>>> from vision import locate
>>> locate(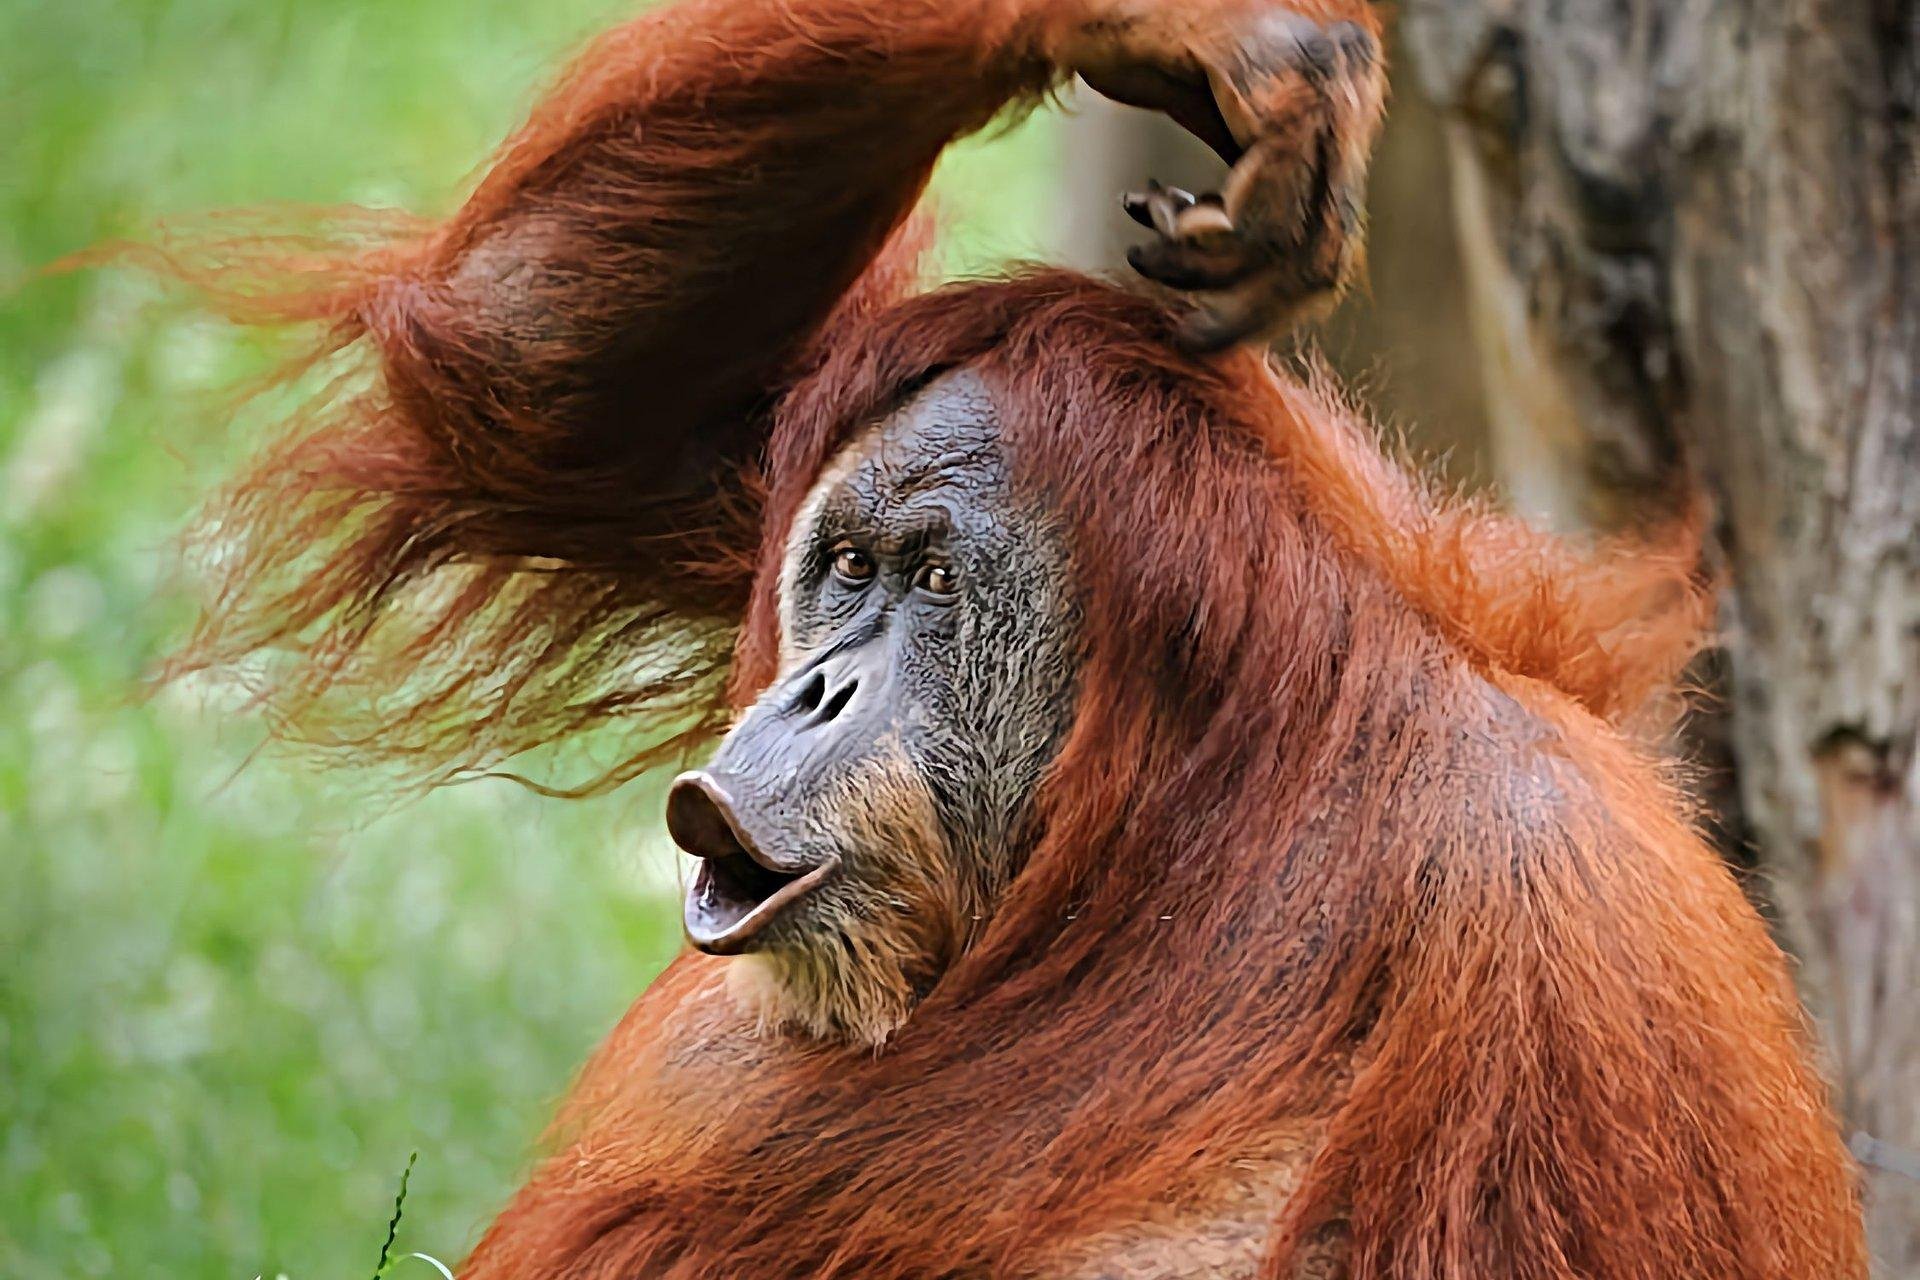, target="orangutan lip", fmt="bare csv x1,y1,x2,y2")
684,854,836,955
669,771,836,955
